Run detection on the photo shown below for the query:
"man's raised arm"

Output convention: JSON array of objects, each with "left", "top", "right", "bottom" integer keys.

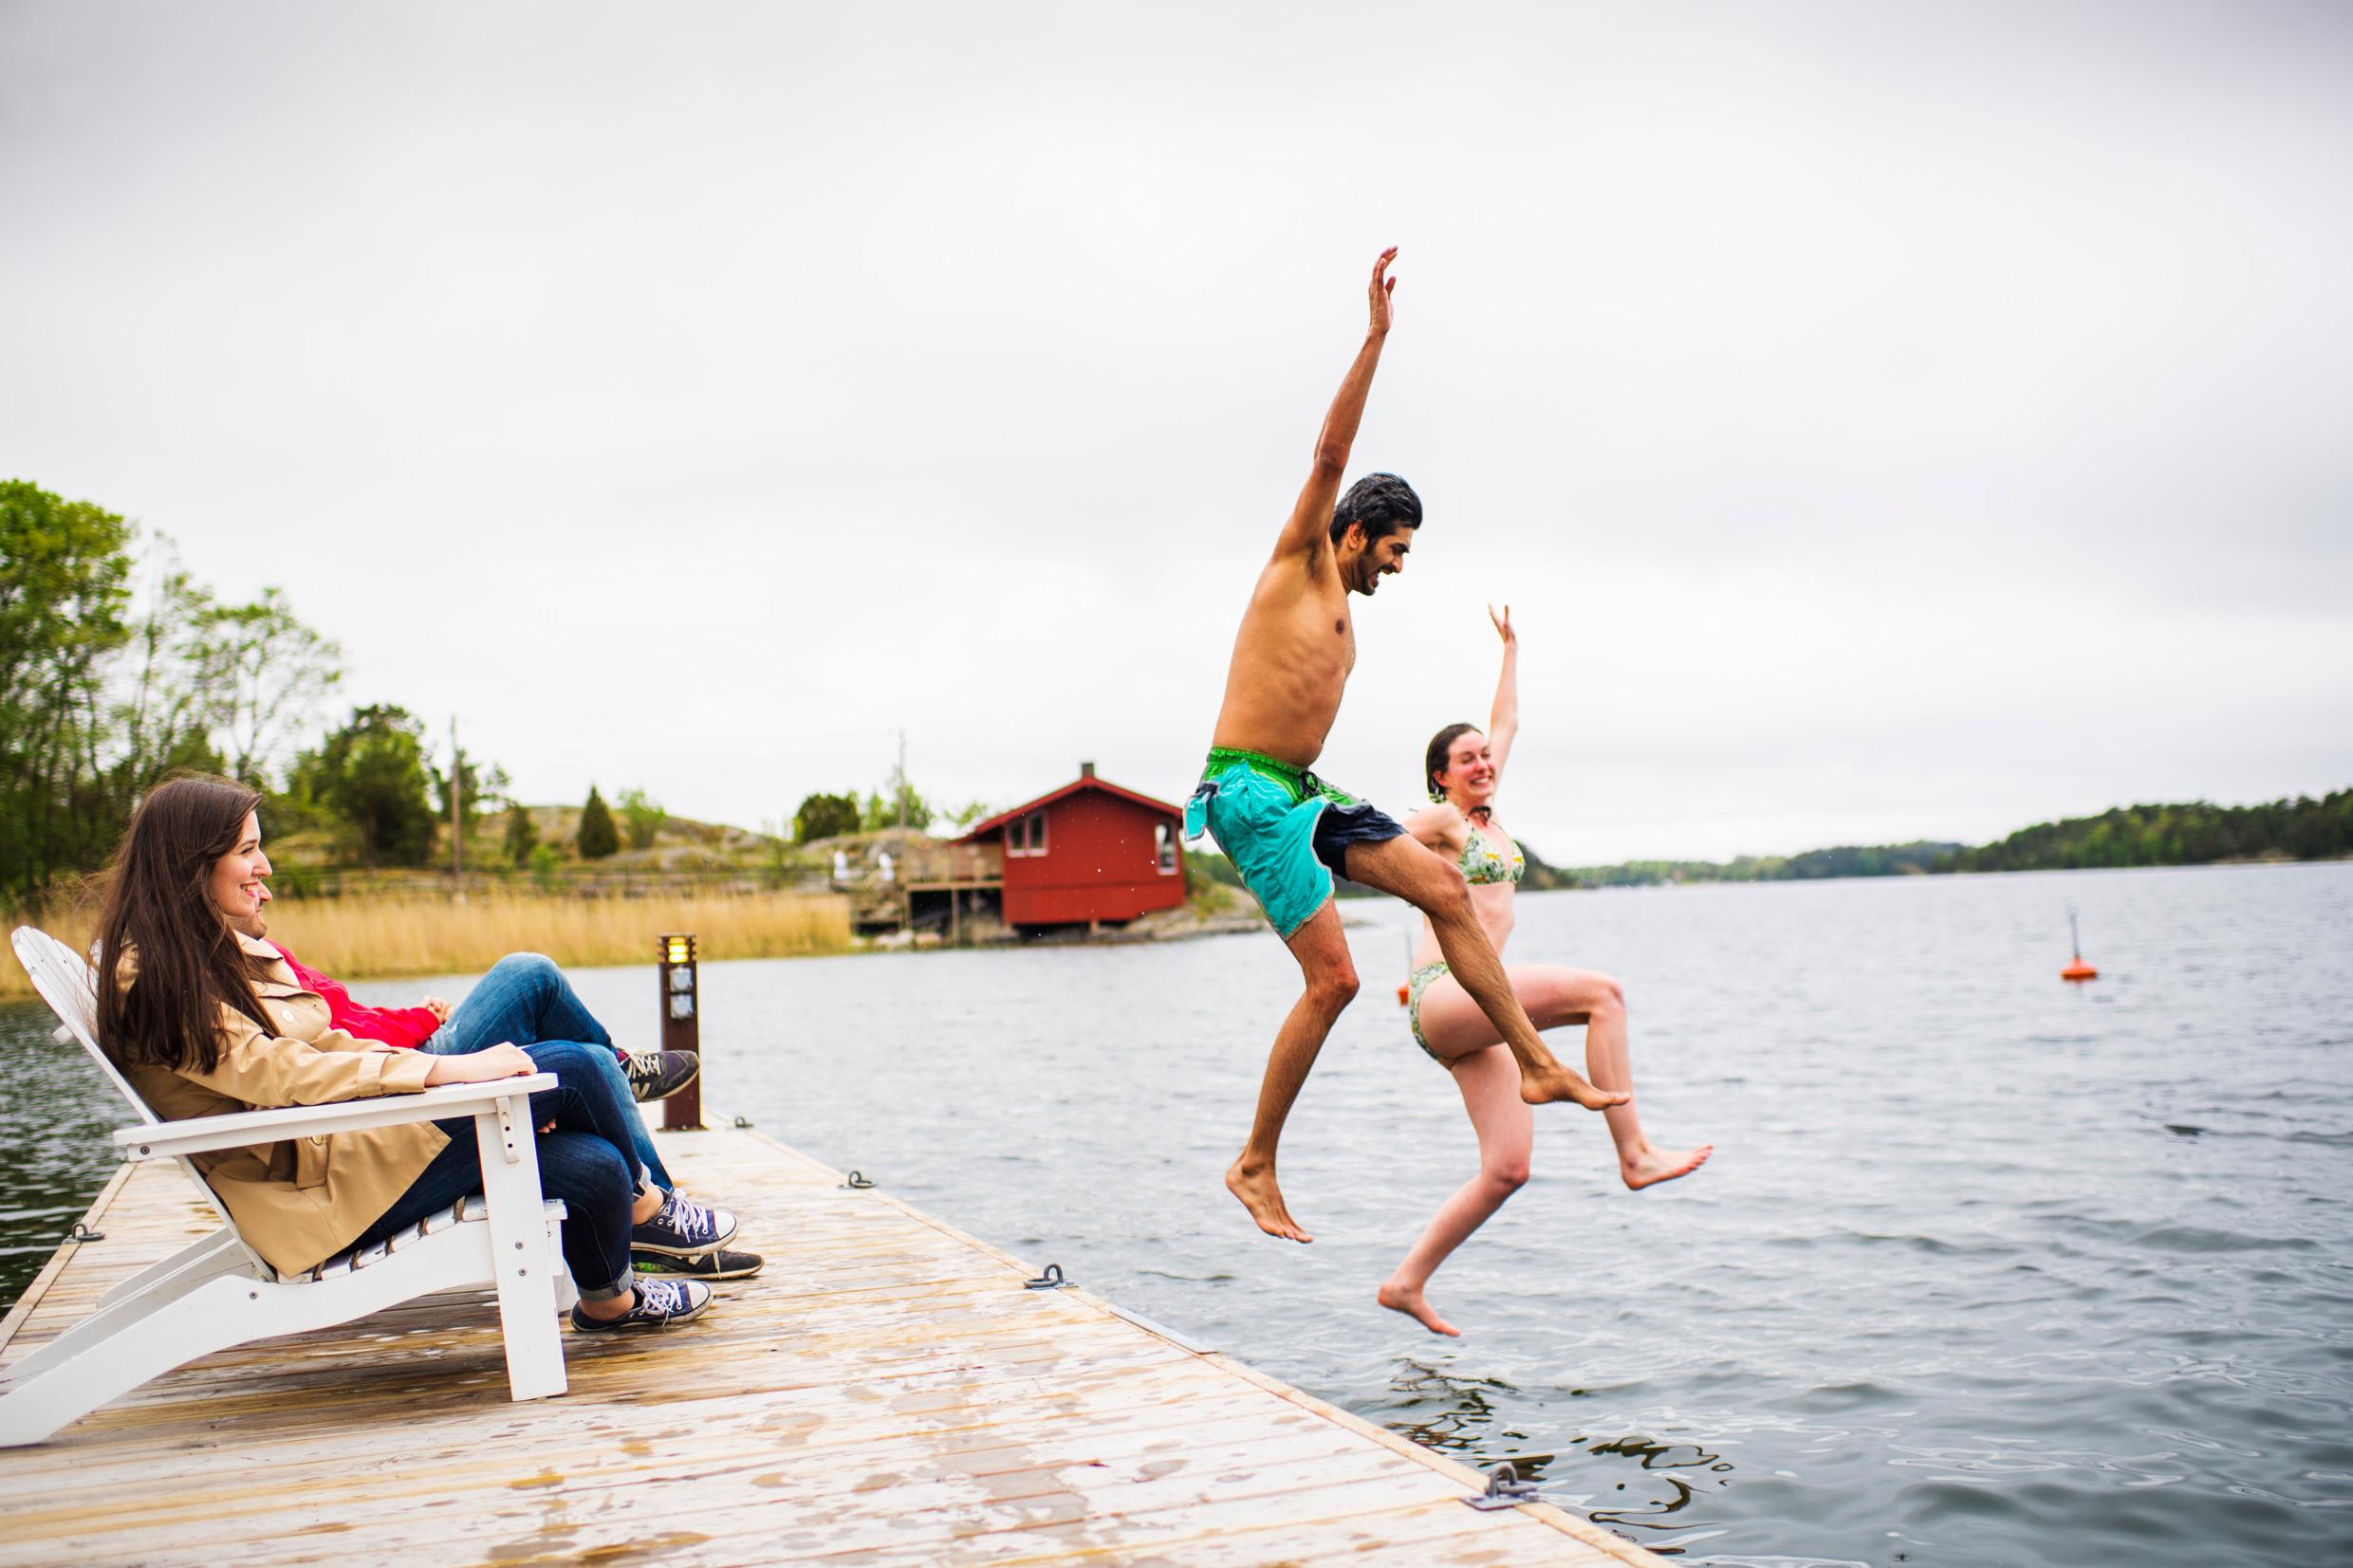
[{"left": 1271, "top": 248, "right": 1398, "bottom": 561}]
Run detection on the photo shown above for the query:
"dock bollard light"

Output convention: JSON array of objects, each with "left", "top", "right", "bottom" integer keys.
[{"left": 657, "top": 932, "right": 703, "bottom": 1131}]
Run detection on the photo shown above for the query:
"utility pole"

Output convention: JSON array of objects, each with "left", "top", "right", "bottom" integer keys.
[{"left": 450, "top": 715, "right": 464, "bottom": 895}]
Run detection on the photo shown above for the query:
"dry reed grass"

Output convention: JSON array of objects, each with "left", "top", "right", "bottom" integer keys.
[{"left": 1, "top": 892, "right": 853, "bottom": 1001}]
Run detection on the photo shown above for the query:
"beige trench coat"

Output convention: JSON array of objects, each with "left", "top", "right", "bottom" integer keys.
[{"left": 119, "top": 931, "right": 449, "bottom": 1277}]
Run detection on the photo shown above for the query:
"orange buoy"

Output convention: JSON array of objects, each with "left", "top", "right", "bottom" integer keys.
[
  {"left": 2062, "top": 908, "right": 2098, "bottom": 982},
  {"left": 1397, "top": 981, "right": 1411, "bottom": 1006}
]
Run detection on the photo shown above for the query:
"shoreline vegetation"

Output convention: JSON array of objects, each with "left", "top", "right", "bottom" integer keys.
[{"left": 1507, "top": 788, "right": 2352, "bottom": 892}]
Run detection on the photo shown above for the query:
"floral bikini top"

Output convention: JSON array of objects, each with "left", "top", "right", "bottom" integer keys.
[{"left": 1458, "top": 821, "right": 1524, "bottom": 886}]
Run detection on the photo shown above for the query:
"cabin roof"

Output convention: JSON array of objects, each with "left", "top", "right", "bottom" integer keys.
[{"left": 955, "top": 775, "right": 1180, "bottom": 842}]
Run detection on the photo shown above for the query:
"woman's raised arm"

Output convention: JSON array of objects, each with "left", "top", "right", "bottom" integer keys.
[{"left": 1486, "top": 604, "right": 1519, "bottom": 783}]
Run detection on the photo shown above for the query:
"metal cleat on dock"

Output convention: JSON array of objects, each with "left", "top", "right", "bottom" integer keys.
[{"left": 1463, "top": 1461, "right": 1543, "bottom": 1510}]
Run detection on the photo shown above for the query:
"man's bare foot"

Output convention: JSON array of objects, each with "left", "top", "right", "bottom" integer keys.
[
  {"left": 1622, "top": 1142, "right": 1714, "bottom": 1190},
  {"left": 1226, "top": 1157, "right": 1313, "bottom": 1243},
  {"left": 1377, "top": 1279, "right": 1461, "bottom": 1337},
  {"left": 1517, "top": 1063, "right": 1632, "bottom": 1112}
]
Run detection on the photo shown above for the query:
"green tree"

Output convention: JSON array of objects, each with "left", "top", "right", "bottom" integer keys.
[
  {"left": 0, "top": 481, "right": 135, "bottom": 899},
  {"left": 503, "top": 802, "right": 540, "bottom": 867},
  {"left": 434, "top": 747, "right": 509, "bottom": 844},
  {"left": 112, "top": 543, "right": 230, "bottom": 799},
  {"left": 528, "top": 841, "right": 564, "bottom": 891},
  {"left": 793, "top": 791, "right": 862, "bottom": 844},
  {"left": 860, "top": 778, "right": 933, "bottom": 832},
  {"left": 617, "top": 786, "right": 666, "bottom": 851},
  {"left": 577, "top": 785, "right": 620, "bottom": 859},
  {"left": 290, "top": 705, "right": 439, "bottom": 866},
  {"left": 191, "top": 586, "right": 342, "bottom": 785}
]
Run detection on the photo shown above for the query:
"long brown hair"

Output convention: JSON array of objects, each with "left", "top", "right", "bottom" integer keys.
[
  {"left": 1423, "top": 723, "right": 1479, "bottom": 802},
  {"left": 95, "top": 773, "right": 274, "bottom": 1075}
]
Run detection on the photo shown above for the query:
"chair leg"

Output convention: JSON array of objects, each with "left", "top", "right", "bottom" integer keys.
[{"left": 472, "top": 1098, "right": 568, "bottom": 1401}]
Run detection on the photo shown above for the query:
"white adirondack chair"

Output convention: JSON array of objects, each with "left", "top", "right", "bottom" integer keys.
[{"left": 0, "top": 926, "right": 576, "bottom": 1448}]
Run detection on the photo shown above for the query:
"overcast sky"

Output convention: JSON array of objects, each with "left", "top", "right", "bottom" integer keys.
[{"left": 6, "top": 2, "right": 2349, "bottom": 863}]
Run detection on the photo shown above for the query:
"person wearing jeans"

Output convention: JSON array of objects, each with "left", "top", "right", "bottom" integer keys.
[
  {"left": 419, "top": 953, "right": 680, "bottom": 1190},
  {"left": 240, "top": 888, "right": 763, "bottom": 1282},
  {"left": 349, "top": 1040, "right": 733, "bottom": 1328}
]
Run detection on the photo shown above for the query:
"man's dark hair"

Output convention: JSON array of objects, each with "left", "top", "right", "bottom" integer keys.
[{"left": 1329, "top": 471, "right": 1421, "bottom": 545}]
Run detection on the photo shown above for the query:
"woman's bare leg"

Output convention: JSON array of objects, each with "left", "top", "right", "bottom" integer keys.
[
  {"left": 1417, "top": 965, "right": 1711, "bottom": 1190},
  {"left": 1378, "top": 1043, "right": 1529, "bottom": 1337}
]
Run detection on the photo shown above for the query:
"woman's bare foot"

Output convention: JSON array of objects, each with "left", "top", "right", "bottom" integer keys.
[
  {"left": 1377, "top": 1279, "right": 1462, "bottom": 1337},
  {"left": 1621, "top": 1142, "right": 1713, "bottom": 1190},
  {"left": 1226, "top": 1156, "right": 1313, "bottom": 1243},
  {"left": 1518, "top": 1063, "right": 1632, "bottom": 1112}
]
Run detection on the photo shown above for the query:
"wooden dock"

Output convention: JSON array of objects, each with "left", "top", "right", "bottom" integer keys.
[{"left": 0, "top": 1123, "right": 1665, "bottom": 1567}]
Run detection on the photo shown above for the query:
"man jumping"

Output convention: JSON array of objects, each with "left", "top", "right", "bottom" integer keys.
[{"left": 1190, "top": 248, "right": 1627, "bottom": 1244}]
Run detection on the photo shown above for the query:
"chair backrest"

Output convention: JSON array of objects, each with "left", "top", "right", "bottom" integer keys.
[
  {"left": 11, "top": 927, "right": 157, "bottom": 1126},
  {"left": 13, "top": 926, "right": 253, "bottom": 1253}
]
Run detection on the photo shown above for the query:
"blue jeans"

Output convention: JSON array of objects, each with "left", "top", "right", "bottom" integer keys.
[
  {"left": 421, "top": 953, "right": 673, "bottom": 1189},
  {"left": 351, "top": 1042, "right": 641, "bottom": 1300}
]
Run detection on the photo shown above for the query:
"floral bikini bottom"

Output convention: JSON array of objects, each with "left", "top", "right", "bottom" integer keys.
[{"left": 1405, "top": 960, "right": 1453, "bottom": 1063}]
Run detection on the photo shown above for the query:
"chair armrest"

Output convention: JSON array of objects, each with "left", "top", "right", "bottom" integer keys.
[{"left": 113, "top": 1074, "right": 560, "bottom": 1162}]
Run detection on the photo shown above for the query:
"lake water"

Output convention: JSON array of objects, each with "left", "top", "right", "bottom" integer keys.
[{"left": 6, "top": 862, "right": 2349, "bottom": 1565}]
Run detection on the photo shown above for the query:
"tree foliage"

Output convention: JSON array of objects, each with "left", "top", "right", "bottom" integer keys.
[
  {"left": 577, "top": 785, "right": 620, "bottom": 859},
  {"left": 860, "top": 780, "right": 932, "bottom": 832},
  {"left": 503, "top": 802, "right": 539, "bottom": 867},
  {"left": 1944, "top": 792, "right": 2353, "bottom": 873},
  {"left": 793, "top": 791, "right": 862, "bottom": 844},
  {"left": 617, "top": 787, "right": 666, "bottom": 851},
  {"left": 289, "top": 705, "right": 439, "bottom": 867},
  {"left": 0, "top": 481, "right": 136, "bottom": 899},
  {"left": 195, "top": 587, "right": 342, "bottom": 784},
  {"left": 434, "top": 747, "right": 509, "bottom": 844}
]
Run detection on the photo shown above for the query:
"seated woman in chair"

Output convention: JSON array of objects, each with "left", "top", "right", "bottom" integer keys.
[{"left": 93, "top": 772, "right": 729, "bottom": 1332}]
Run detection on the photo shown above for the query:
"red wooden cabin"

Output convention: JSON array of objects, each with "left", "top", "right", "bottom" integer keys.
[{"left": 955, "top": 764, "right": 1183, "bottom": 928}]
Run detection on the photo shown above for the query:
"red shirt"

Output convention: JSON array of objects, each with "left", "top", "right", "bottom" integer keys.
[{"left": 270, "top": 942, "right": 441, "bottom": 1050}]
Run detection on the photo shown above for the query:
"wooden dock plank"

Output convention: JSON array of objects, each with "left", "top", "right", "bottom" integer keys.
[{"left": 0, "top": 1124, "right": 1663, "bottom": 1567}]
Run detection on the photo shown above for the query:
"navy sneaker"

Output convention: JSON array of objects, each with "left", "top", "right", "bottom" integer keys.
[
  {"left": 630, "top": 1190, "right": 739, "bottom": 1259},
  {"left": 634, "top": 1246, "right": 765, "bottom": 1280},
  {"left": 570, "top": 1275, "right": 712, "bottom": 1332},
  {"left": 623, "top": 1049, "right": 699, "bottom": 1102}
]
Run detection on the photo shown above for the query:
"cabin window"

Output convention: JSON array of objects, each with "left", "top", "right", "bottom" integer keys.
[
  {"left": 1025, "top": 810, "right": 1048, "bottom": 856},
  {"left": 1007, "top": 816, "right": 1028, "bottom": 856},
  {"left": 1156, "top": 823, "right": 1177, "bottom": 874}
]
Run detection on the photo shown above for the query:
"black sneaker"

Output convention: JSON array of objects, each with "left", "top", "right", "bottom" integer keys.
[
  {"left": 630, "top": 1190, "right": 739, "bottom": 1258},
  {"left": 635, "top": 1246, "right": 765, "bottom": 1281},
  {"left": 570, "top": 1275, "right": 712, "bottom": 1332},
  {"left": 623, "top": 1049, "right": 700, "bottom": 1102}
]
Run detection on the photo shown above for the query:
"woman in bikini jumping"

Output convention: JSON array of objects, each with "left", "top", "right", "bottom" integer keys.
[{"left": 1379, "top": 605, "right": 1713, "bottom": 1337}]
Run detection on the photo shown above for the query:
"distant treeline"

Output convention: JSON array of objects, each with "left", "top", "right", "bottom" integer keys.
[
  {"left": 1944, "top": 789, "right": 2352, "bottom": 874},
  {"left": 1539, "top": 840, "right": 1959, "bottom": 889},
  {"left": 1554, "top": 789, "right": 2350, "bottom": 887}
]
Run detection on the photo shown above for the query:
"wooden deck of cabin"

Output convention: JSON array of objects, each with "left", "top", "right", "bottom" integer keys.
[{"left": 0, "top": 1123, "right": 1665, "bottom": 1567}]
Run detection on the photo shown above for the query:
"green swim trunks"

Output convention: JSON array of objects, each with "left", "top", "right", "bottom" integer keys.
[{"left": 1185, "top": 747, "right": 1405, "bottom": 939}]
